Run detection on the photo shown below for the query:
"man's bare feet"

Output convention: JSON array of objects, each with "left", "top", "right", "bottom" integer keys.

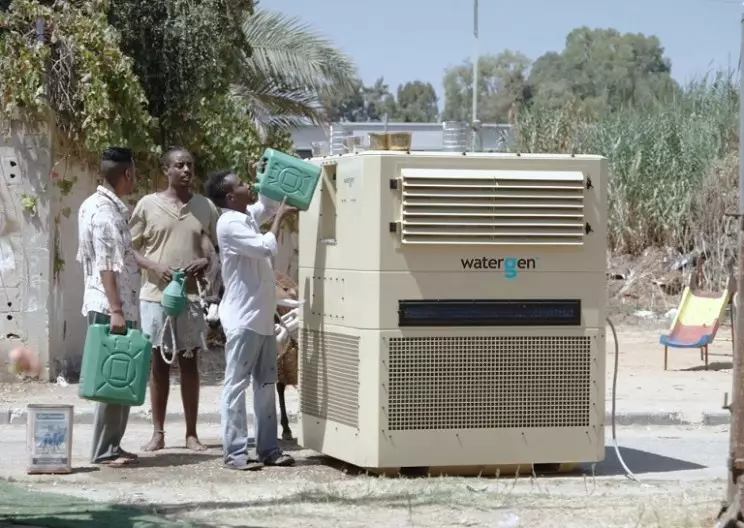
[
  {"left": 141, "top": 432, "right": 165, "bottom": 452},
  {"left": 185, "top": 435, "right": 207, "bottom": 452}
]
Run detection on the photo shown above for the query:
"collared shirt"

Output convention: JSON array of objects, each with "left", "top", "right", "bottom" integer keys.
[
  {"left": 129, "top": 193, "right": 219, "bottom": 303},
  {"left": 216, "top": 195, "right": 280, "bottom": 335},
  {"left": 76, "top": 185, "right": 141, "bottom": 321}
]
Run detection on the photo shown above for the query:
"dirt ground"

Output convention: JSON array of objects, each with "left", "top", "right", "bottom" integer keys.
[{"left": 0, "top": 420, "right": 728, "bottom": 528}]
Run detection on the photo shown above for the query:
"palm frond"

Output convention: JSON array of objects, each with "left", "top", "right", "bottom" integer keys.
[
  {"left": 235, "top": 8, "right": 358, "bottom": 130},
  {"left": 240, "top": 9, "right": 357, "bottom": 92},
  {"left": 231, "top": 81, "right": 325, "bottom": 136}
]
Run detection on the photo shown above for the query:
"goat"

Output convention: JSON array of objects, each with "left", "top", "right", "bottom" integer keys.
[
  {"left": 201, "top": 268, "right": 300, "bottom": 441},
  {"left": 273, "top": 271, "right": 301, "bottom": 440}
]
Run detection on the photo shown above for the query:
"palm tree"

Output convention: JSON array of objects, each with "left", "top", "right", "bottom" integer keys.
[{"left": 234, "top": 8, "right": 358, "bottom": 134}]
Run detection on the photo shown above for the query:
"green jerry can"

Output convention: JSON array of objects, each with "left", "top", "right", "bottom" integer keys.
[
  {"left": 161, "top": 269, "right": 187, "bottom": 317},
  {"left": 78, "top": 325, "right": 153, "bottom": 406},
  {"left": 253, "top": 148, "right": 322, "bottom": 211}
]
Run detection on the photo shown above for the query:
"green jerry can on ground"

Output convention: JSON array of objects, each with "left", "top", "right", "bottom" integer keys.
[
  {"left": 253, "top": 148, "right": 322, "bottom": 211},
  {"left": 79, "top": 325, "right": 153, "bottom": 406}
]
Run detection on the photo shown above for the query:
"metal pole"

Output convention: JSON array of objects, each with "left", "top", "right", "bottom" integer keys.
[
  {"left": 740, "top": 4, "right": 744, "bottom": 217},
  {"left": 735, "top": 4, "right": 744, "bottom": 516},
  {"left": 721, "top": 6, "right": 744, "bottom": 525},
  {"left": 715, "top": 9, "right": 744, "bottom": 526},
  {"left": 471, "top": 0, "right": 479, "bottom": 152}
]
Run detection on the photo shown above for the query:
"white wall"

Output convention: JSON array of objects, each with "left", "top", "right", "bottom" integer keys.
[
  {"left": 48, "top": 160, "right": 98, "bottom": 379},
  {"left": 0, "top": 122, "right": 53, "bottom": 381}
]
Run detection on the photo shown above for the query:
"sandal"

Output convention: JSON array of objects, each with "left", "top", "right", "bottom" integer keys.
[
  {"left": 100, "top": 456, "right": 139, "bottom": 468},
  {"left": 263, "top": 453, "right": 295, "bottom": 467},
  {"left": 99, "top": 450, "right": 139, "bottom": 467},
  {"left": 223, "top": 457, "right": 263, "bottom": 471}
]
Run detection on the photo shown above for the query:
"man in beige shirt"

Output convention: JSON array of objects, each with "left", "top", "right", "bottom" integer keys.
[{"left": 130, "top": 147, "right": 220, "bottom": 452}]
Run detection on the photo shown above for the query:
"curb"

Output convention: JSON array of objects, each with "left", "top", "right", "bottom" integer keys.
[{"left": 0, "top": 408, "right": 730, "bottom": 427}]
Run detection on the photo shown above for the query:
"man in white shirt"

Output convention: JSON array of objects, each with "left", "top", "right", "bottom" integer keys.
[
  {"left": 205, "top": 167, "right": 297, "bottom": 470},
  {"left": 76, "top": 147, "right": 141, "bottom": 468}
]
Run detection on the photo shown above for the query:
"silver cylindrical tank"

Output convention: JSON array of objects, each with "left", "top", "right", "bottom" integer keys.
[
  {"left": 442, "top": 121, "right": 469, "bottom": 152},
  {"left": 330, "top": 124, "right": 352, "bottom": 155}
]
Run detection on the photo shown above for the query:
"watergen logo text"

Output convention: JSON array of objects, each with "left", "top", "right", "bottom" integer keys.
[{"left": 460, "top": 257, "right": 537, "bottom": 279}]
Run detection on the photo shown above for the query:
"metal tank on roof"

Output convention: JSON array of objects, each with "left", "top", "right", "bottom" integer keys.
[{"left": 442, "top": 121, "right": 470, "bottom": 152}]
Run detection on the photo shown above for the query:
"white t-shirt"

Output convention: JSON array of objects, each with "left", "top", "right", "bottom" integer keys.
[{"left": 216, "top": 196, "right": 280, "bottom": 335}]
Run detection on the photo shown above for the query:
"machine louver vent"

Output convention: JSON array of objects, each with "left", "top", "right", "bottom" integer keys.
[
  {"left": 300, "top": 329, "right": 360, "bottom": 428},
  {"left": 400, "top": 168, "right": 586, "bottom": 245},
  {"left": 386, "top": 336, "right": 592, "bottom": 431}
]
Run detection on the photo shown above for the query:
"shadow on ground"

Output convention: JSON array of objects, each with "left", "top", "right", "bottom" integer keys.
[
  {"left": 590, "top": 446, "right": 706, "bottom": 476},
  {"left": 292, "top": 444, "right": 707, "bottom": 479},
  {"left": 148, "top": 490, "right": 454, "bottom": 517},
  {"left": 136, "top": 452, "right": 222, "bottom": 468},
  {"left": 683, "top": 360, "right": 733, "bottom": 372}
]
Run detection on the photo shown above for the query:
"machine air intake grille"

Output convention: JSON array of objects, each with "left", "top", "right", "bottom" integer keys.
[
  {"left": 400, "top": 168, "right": 585, "bottom": 246},
  {"left": 300, "top": 329, "right": 360, "bottom": 428},
  {"left": 387, "top": 336, "right": 592, "bottom": 431}
]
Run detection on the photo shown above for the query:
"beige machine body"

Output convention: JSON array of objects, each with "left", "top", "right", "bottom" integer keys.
[{"left": 297, "top": 151, "right": 608, "bottom": 470}]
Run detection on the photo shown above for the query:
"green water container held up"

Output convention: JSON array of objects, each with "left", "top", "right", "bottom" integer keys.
[
  {"left": 78, "top": 326, "right": 153, "bottom": 406},
  {"left": 253, "top": 148, "right": 322, "bottom": 211}
]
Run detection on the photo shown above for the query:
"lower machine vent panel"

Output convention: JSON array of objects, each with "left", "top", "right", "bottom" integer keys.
[
  {"left": 300, "top": 329, "right": 360, "bottom": 428},
  {"left": 387, "top": 336, "right": 592, "bottom": 431}
]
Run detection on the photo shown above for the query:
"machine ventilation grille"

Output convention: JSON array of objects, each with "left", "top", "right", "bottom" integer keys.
[
  {"left": 300, "top": 329, "right": 360, "bottom": 428},
  {"left": 386, "top": 336, "right": 592, "bottom": 431},
  {"left": 400, "top": 168, "right": 586, "bottom": 246}
]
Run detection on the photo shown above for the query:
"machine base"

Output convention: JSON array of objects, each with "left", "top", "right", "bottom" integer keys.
[{"left": 359, "top": 462, "right": 579, "bottom": 478}]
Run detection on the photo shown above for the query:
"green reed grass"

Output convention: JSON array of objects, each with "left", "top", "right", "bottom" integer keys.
[{"left": 508, "top": 71, "right": 740, "bottom": 282}]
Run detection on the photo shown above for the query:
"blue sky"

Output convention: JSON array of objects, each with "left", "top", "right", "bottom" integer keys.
[{"left": 266, "top": 0, "right": 742, "bottom": 98}]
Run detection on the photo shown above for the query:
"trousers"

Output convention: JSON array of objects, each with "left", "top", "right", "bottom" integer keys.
[{"left": 220, "top": 327, "right": 280, "bottom": 463}]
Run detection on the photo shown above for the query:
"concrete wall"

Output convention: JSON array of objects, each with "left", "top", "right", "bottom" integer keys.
[
  {"left": 0, "top": 123, "right": 54, "bottom": 381},
  {"left": 48, "top": 159, "right": 98, "bottom": 380},
  {"left": 0, "top": 121, "right": 99, "bottom": 381}
]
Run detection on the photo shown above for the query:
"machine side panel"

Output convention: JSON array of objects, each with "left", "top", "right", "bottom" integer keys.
[{"left": 298, "top": 155, "right": 384, "bottom": 272}]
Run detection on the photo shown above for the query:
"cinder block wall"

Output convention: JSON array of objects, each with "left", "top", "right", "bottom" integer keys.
[{"left": 0, "top": 123, "right": 53, "bottom": 381}]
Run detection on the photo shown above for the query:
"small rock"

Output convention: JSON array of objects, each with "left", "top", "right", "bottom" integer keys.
[{"left": 633, "top": 310, "right": 655, "bottom": 319}]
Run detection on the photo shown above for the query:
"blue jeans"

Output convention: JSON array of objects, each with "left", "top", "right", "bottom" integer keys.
[{"left": 221, "top": 328, "right": 280, "bottom": 463}]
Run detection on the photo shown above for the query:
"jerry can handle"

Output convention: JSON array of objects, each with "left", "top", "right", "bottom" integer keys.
[
  {"left": 101, "top": 324, "right": 132, "bottom": 337},
  {"left": 171, "top": 268, "right": 187, "bottom": 296},
  {"left": 178, "top": 269, "right": 187, "bottom": 296},
  {"left": 255, "top": 154, "right": 269, "bottom": 179}
]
